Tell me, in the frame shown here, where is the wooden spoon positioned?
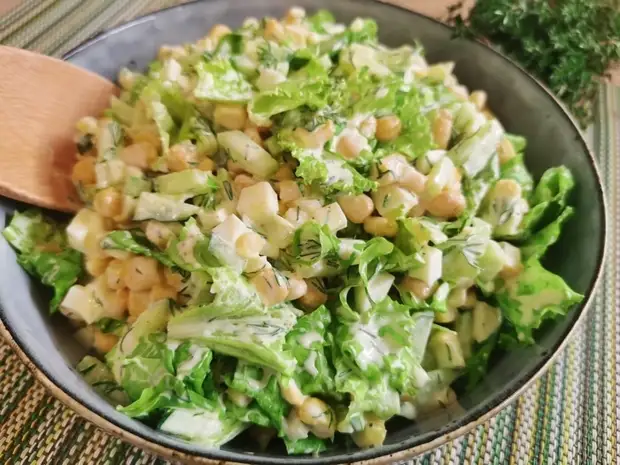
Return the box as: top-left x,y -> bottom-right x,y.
0,46 -> 119,212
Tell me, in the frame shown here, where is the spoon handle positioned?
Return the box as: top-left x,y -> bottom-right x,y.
0,46 -> 118,212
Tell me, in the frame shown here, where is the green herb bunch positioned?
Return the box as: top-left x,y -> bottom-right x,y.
448,0 -> 620,127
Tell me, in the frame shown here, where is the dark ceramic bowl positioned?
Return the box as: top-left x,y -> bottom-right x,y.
0,0 -> 606,464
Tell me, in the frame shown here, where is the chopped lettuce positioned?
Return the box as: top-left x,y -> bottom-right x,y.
250,78 -> 329,121
284,306 -> 336,395
76,355 -> 129,406
495,259 -> 583,343
520,207 -> 574,260
334,297 -> 429,395
194,59 -> 253,103
159,403 -> 247,447
448,120 -> 504,178
518,166 -> 575,237
3,210 -> 83,312
227,361 -> 289,430
291,221 -> 341,267
167,302 -> 299,373
101,230 -> 178,268
376,88 -> 433,159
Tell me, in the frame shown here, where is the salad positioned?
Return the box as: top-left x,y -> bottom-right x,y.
3,7 -> 583,455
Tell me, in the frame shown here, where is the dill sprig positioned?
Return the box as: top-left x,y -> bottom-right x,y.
448,0 -> 620,127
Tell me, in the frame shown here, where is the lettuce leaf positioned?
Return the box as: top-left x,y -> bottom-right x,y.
520,206 -> 574,261
495,259 -> 583,343
448,120 -> 503,178
250,78 -> 330,120
334,297 -> 429,395
227,361 -> 289,430
284,436 -> 328,455
291,221 -> 341,267
167,303 -> 299,373
101,230 -> 178,268
519,166 -> 575,234
158,402 -> 247,447
3,210 -> 83,312
194,59 -> 253,103
284,306 -> 336,396
278,134 -> 376,195
332,346 -> 400,433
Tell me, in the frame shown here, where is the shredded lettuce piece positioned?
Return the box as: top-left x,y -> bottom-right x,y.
194,59 -> 253,103
3,210 -> 83,312
495,259 -> 583,343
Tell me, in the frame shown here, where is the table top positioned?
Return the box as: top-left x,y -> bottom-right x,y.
0,1 -> 618,464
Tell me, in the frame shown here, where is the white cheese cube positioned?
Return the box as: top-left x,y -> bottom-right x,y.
372,185 -> 418,219
284,206 -> 312,228
66,208 -> 106,254
426,156 -> 458,198
408,246 -> 443,287
472,302 -> 502,342
312,203 -> 347,233
237,182 -> 279,222
60,285 -> 105,324
95,159 -> 126,189
211,214 -> 250,246
197,208 -> 230,232
261,215 -> 296,248
354,272 -> 395,313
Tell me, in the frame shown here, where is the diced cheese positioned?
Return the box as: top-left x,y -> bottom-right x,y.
426,156 -> 458,198
66,208 -> 107,254
354,271 -> 395,313
133,193 -> 200,222
472,302 -> 502,342
261,215 -> 296,249
217,131 -> 279,178
283,206 -> 312,228
408,246 -> 442,287
499,242 -> 522,278
211,214 -> 250,246
372,185 -> 418,219
95,159 -> 126,189
197,208 -> 230,232
237,182 -> 279,222
162,58 -> 182,82
312,203 -> 347,233
292,199 -> 323,215
60,284 -> 105,324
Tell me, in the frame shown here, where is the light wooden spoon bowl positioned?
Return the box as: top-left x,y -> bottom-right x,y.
0,46 -> 118,212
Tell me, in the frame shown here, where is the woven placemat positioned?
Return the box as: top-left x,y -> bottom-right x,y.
0,1 -> 618,464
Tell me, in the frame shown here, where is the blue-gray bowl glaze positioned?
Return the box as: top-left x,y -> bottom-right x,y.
0,1 -> 606,464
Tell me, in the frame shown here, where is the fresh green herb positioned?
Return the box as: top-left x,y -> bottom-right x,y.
448,0 -> 620,127
95,318 -> 126,334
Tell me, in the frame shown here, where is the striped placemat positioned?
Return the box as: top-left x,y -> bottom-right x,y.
0,1 -> 618,464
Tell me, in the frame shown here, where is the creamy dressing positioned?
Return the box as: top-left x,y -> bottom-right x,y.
504,280 -> 564,326
304,351 -> 319,376
160,408 -> 222,442
350,315 -> 395,369
399,401 -> 417,420
177,345 -> 206,378
299,331 -> 323,349
281,411 -> 310,440
247,367 -> 273,391
177,235 -> 200,266
324,159 -> 354,185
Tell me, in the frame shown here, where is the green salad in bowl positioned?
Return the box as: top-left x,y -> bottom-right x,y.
3,6 -> 583,455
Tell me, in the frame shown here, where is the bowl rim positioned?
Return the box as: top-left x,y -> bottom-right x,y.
0,0 -> 608,464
